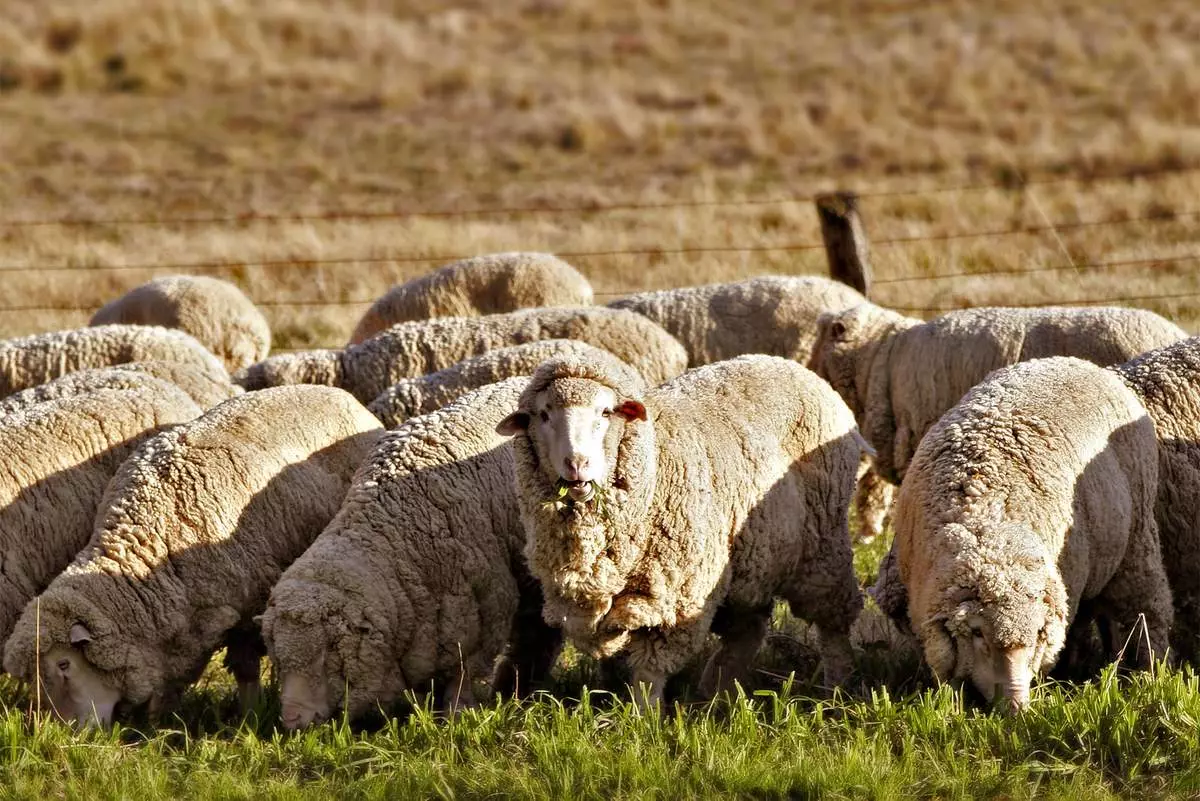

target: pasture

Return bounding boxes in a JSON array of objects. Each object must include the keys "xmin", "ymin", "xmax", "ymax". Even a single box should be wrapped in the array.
[{"xmin": 1, "ymin": 0, "xmax": 1200, "ymax": 798}]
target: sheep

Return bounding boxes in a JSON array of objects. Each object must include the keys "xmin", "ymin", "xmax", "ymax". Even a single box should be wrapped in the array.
[
  {"xmin": 810, "ymin": 302, "xmax": 1188, "ymax": 486},
  {"xmin": 235, "ymin": 307, "xmax": 688, "ymax": 403},
  {"xmin": 0, "ymin": 361, "xmax": 240, "ymax": 417},
  {"xmin": 367, "ymin": 339, "xmax": 618, "ymax": 428},
  {"xmin": 2, "ymin": 385, "xmax": 383, "ymax": 727},
  {"xmin": 262, "ymin": 377, "xmax": 563, "ymax": 728},
  {"xmin": 0, "ymin": 381, "xmax": 201, "ymax": 652},
  {"xmin": 0, "ymin": 325, "xmax": 230, "ymax": 399},
  {"xmin": 886, "ymin": 357, "xmax": 1171, "ymax": 711},
  {"xmin": 497, "ymin": 352, "xmax": 867, "ymax": 706},
  {"xmin": 90, "ymin": 275, "xmax": 271, "ymax": 371},
  {"xmin": 349, "ymin": 252, "xmax": 594, "ymax": 344},
  {"xmin": 608, "ymin": 275, "xmax": 865, "ymax": 367},
  {"xmin": 1114, "ymin": 337, "xmax": 1200, "ymax": 664}
]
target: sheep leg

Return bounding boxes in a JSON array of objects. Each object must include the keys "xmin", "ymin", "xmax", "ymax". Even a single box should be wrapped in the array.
[
  {"xmin": 867, "ymin": 540, "xmax": 910, "ymax": 634},
  {"xmin": 223, "ymin": 626, "xmax": 267, "ymax": 712},
  {"xmin": 1095, "ymin": 524, "xmax": 1174, "ymax": 670},
  {"xmin": 853, "ymin": 465, "xmax": 893, "ymax": 543},
  {"xmin": 628, "ymin": 667, "xmax": 666, "ymax": 711},
  {"xmin": 440, "ymin": 668, "xmax": 479, "ymax": 716},
  {"xmin": 494, "ymin": 589, "xmax": 565, "ymax": 699},
  {"xmin": 785, "ymin": 524, "xmax": 863, "ymax": 689},
  {"xmin": 699, "ymin": 608, "xmax": 770, "ymax": 698}
]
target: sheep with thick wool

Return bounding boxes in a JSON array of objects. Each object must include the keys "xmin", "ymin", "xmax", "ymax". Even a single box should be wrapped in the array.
[
  {"xmin": 498, "ymin": 352, "xmax": 866, "ymax": 705},
  {"xmin": 0, "ymin": 361, "xmax": 239, "ymax": 417},
  {"xmin": 0, "ymin": 381, "xmax": 201, "ymax": 652},
  {"xmin": 90, "ymin": 275, "xmax": 271, "ymax": 371},
  {"xmin": 235, "ymin": 307, "xmax": 687, "ymax": 403},
  {"xmin": 262, "ymin": 378, "xmax": 562, "ymax": 728},
  {"xmin": 810, "ymin": 302, "xmax": 1187, "ymax": 486},
  {"xmin": 1114, "ymin": 336, "xmax": 1200, "ymax": 664},
  {"xmin": 0, "ymin": 325, "xmax": 229, "ymax": 399},
  {"xmin": 884, "ymin": 357, "xmax": 1171, "ymax": 711},
  {"xmin": 350, "ymin": 252, "xmax": 594, "ymax": 344},
  {"xmin": 609, "ymin": 275, "xmax": 865, "ymax": 366},
  {"xmin": 2, "ymin": 385, "xmax": 383, "ymax": 727},
  {"xmin": 367, "ymin": 339, "xmax": 619, "ymax": 427}
]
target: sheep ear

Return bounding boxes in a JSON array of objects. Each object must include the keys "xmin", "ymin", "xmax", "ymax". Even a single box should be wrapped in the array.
[
  {"xmin": 616, "ymin": 400, "xmax": 646, "ymax": 422},
  {"xmin": 69, "ymin": 623, "xmax": 93, "ymax": 647},
  {"xmin": 829, "ymin": 320, "xmax": 848, "ymax": 341},
  {"xmin": 496, "ymin": 412, "xmax": 529, "ymax": 436}
]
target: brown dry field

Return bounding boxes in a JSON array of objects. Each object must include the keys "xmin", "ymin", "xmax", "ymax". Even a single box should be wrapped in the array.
[{"xmin": 1, "ymin": 0, "xmax": 1199, "ymax": 349}]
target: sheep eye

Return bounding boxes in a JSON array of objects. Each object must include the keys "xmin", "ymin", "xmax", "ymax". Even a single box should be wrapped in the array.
[
  {"xmin": 539, "ymin": 411, "xmax": 550, "ymax": 423},
  {"xmin": 601, "ymin": 408, "xmax": 613, "ymax": 417},
  {"xmin": 56, "ymin": 659, "xmax": 70, "ymax": 673}
]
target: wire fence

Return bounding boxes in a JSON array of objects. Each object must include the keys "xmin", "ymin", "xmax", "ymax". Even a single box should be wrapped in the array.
[{"xmin": 3, "ymin": 161, "xmax": 1199, "ymax": 343}]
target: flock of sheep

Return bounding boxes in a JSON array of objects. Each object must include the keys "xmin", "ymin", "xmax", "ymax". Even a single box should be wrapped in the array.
[{"xmin": 1, "ymin": 251, "xmax": 1198, "ymax": 728}]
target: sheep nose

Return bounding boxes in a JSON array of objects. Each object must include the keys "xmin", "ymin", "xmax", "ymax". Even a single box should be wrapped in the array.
[{"xmin": 563, "ymin": 455, "xmax": 589, "ymax": 480}]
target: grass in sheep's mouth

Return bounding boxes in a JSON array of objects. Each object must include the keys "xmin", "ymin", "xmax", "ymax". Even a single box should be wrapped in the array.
[{"xmin": 542, "ymin": 479, "xmax": 612, "ymax": 521}]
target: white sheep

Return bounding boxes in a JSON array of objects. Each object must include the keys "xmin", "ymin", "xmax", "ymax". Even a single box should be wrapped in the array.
[
  {"xmin": 811, "ymin": 302, "xmax": 1188, "ymax": 486},
  {"xmin": 498, "ymin": 352, "xmax": 866, "ymax": 706},
  {"xmin": 0, "ymin": 381, "xmax": 201, "ymax": 650},
  {"xmin": 262, "ymin": 378, "xmax": 562, "ymax": 728},
  {"xmin": 609, "ymin": 275, "xmax": 865, "ymax": 366},
  {"xmin": 90, "ymin": 275, "xmax": 271, "ymax": 371},
  {"xmin": 0, "ymin": 325, "xmax": 230, "ymax": 399},
  {"xmin": 349, "ymin": 252, "xmax": 594, "ymax": 344},
  {"xmin": 235, "ymin": 306, "xmax": 688, "ymax": 402},
  {"xmin": 0, "ymin": 361, "xmax": 239, "ymax": 416},
  {"xmin": 366, "ymin": 339, "xmax": 619, "ymax": 427},
  {"xmin": 2, "ymin": 385, "xmax": 383, "ymax": 727},
  {"xmin": 886, "ymin": 357, "xmax": 1171, "ymax": 711}
]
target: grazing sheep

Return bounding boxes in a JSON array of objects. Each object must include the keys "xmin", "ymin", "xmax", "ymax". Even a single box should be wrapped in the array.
[
  {"xmin": 367, "ymin": 340, "xmax": 618, "ymax": 427},
  {"xmin": 90, "ymin": 275, "xmax": 271, "ymax": 371},
  {"xmin": 0, "ymin": 381, "xmax": 201, "ymax": 651},
  {"xmin": 235, "ymin": 307, "xmax": 688, "ymax": 402},
  {"xmin": 3, "ymin": 386, "xmax": 383, "ymax": 727},
  {"xmin": 262, "ymin": 378, "xmax": 562, "ymax": 728},
  {"xmin": 498, "ymin": 353, "xmax": 866, "ymax": 706},
  {"xmin": 609, "ymin": 275, "xmax": 865, "ymax": 366},
  {"xmin": 811, "ymin": 302, "xmax": 1188, "ymax": 485},
  {"xmin": 1114, "ymin": 337, "xmax": 1200, "ymax": 663},
  {"xmin": 0, "ymin": 325, "xmax": 229, "ymax": 399},
  {"xmin": 349, "ymin": 252, "xmax": 594, "ymax": 344},
  {"xmin": 0, "ymin": 361, "xmax": 239, "ymax": 416},
  {"xmin": 887, "ymin": 357, "xmax": 1171, "ymax": 711}
]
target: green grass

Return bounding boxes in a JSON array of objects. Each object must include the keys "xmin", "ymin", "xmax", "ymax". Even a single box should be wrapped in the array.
[
  {"xmin": 3, "ymin": 668, "xmax": 1200, "ymax": 800},
  {"xmin": 2, "ymin": 533, "xmax": 1199, "ymax": 800}
]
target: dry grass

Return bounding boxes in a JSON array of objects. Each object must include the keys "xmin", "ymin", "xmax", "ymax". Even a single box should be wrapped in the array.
[{"xmin": 1, "ymin": 0, "xmax": 1199, "ymax": 347}]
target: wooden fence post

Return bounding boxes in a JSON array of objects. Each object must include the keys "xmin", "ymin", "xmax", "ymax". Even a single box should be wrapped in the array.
[{"xmin": 815, "ymin": 191, "xmax": 873, "ymax": 297}]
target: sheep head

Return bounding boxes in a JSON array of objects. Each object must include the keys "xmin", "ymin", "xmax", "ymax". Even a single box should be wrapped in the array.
[
  {"xmin": 232, "ymin": 350, "xmax": 344, "ymax": 391},
  {"xmin": 920, "ymin": 522, "xmax": 1066, "ymax": 713},
  {"xmin": 809, "ymin": 302, "xmax": 915, "ymax": 417}
]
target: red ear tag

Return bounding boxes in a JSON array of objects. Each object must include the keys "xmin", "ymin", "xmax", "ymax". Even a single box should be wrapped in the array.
[{"xmin": 617, "ymin": 400, "xmax": 647, "ymax": 422}]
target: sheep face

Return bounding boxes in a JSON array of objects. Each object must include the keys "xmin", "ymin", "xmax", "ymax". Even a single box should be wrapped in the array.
[
  {"xmin": 934, "ymin": 606, "xmax": 1043, "ymax": 713},
  {"xmin": 265, "ymin": 615, "xmax": 340, "ymax": 730},
  {"xmin": 38, "ymin": 626, "xmax": 121, "ymax": 728},
  {"xmin": 232, "ymin": 351, "xmax": 342, "ymax": 391},
  {"xmin": 503, "ymin": 377, "xmax": 646, "ymax": 503}
]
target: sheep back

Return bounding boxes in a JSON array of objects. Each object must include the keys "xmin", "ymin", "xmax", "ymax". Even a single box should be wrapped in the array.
[
  {"xmin": 90, "ymin": 275, "xmax": 272, "ymax": 371},
  {"xmin": 349, "ymin": 252, "xmax": 593, "ymax": 344}
]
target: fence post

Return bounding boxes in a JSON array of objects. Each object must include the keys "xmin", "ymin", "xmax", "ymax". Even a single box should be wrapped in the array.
[{"xmin": 815, "ymin": 191, "xmax": 872, "ymax": 297}]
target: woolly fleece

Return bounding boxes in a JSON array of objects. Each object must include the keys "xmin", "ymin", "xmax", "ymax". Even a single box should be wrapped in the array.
[
  {"xmin": 0, "ymin": 361, "xmax": 239, "ymax": 416},
  {"xmin": 3, "ymin": 385, "xmax": 383, "ymax": 716}
]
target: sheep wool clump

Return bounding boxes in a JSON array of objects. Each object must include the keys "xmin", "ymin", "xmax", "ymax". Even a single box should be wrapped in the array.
[
  {"xmin": 0, "ymin": 380, "xmax": 202, "ymax": 648},
  {"xmin": 0, "ymin": 324, "xmax": 229, "ymax": 399},
  {"xmin": 500, "ymin": 351, "xmax": 867, "ymax": 705},
  {"xmin": 3, "ymin": 385, "xmax": 383, "ymax": 727},
  {"xmin": 235, "ymin": 306, "xmax": 687, "ymax": 402},
  {"xmin": 91, "ymin": 275, "xmax": 271, "ymax": 371},
  {"xmin": 349, "ymin": 252, "xmax": 594, "ymax": 343},
  {"xmin": 883, "ymin": 357, "xmax": 1171, "ymax": 711},
  {"xmin": 262, "ymin": 378, "xmax": 561, "ymax": 728}
]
